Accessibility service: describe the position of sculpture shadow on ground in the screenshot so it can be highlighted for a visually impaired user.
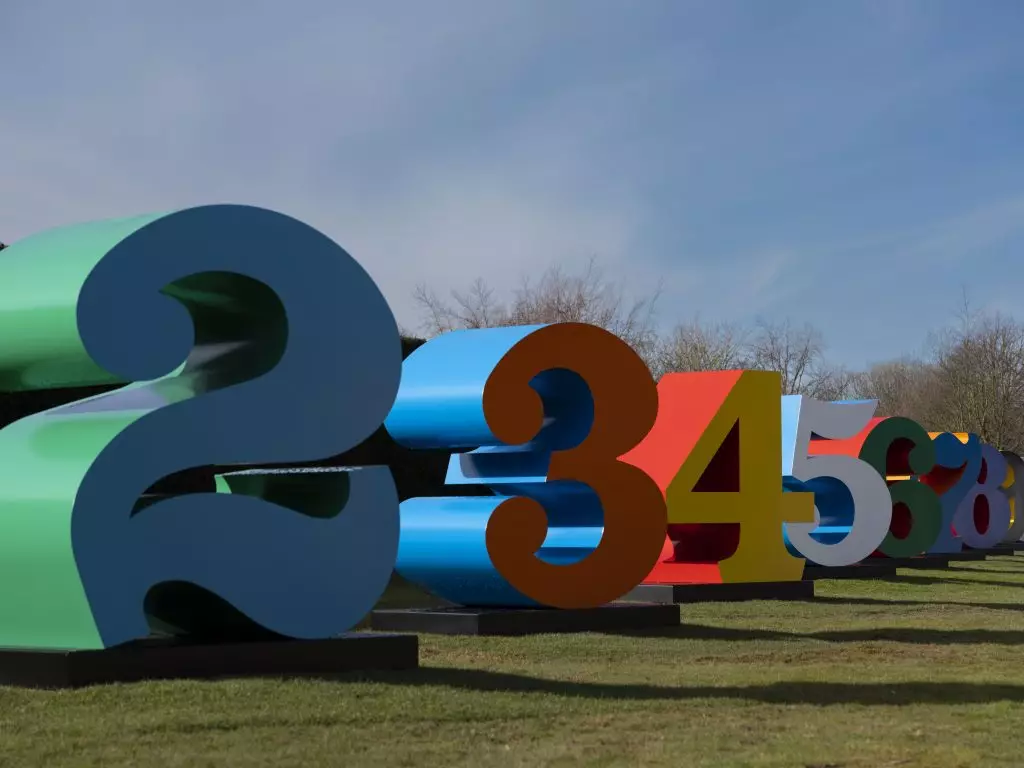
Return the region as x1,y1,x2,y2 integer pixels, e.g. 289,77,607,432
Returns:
325,667,1024,706
946,565,1024,577
601,621,1024,645
807,594,1024,615
874,574,1024,589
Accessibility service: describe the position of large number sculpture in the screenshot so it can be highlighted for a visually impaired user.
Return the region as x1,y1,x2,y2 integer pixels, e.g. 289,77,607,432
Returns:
807,416,944,558
953,443,1010,550
384,323,667,608
0,205,402,651
1000,452,1024,543
0,202,1021,678
781,397,892,566
919,432,983,553
620,370,815,585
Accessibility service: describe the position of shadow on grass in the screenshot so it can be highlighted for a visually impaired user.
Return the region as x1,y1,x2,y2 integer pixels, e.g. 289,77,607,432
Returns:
603,622,1024,645
348,666,1024,706
948,565,1024,577
811,595,1024,614
877,574,1024,589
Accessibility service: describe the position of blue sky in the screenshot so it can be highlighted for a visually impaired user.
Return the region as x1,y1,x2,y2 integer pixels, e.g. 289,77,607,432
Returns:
3,0,1023,369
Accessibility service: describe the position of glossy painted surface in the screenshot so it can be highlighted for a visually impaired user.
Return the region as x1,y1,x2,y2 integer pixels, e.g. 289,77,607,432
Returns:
622,370,814,584
807,415,943,558
920,432,982,554
954,444,1011,549
387,323,666,608
1000,451,1024,543
1,202,1022,645
781,397,891,566
0,205,401,649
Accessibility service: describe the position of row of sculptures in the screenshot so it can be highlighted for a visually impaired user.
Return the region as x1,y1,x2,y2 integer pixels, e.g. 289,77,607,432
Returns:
0,204,1013,651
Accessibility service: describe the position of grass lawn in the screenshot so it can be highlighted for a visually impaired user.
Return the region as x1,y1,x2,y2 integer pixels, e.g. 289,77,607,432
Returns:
3,558,1024,767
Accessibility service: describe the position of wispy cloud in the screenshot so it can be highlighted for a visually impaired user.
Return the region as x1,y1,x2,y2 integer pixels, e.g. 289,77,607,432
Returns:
2,0,1023,363
890,197,1024,269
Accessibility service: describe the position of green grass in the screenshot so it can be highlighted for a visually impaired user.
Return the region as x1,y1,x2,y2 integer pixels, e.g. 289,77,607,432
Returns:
4,559,1024,767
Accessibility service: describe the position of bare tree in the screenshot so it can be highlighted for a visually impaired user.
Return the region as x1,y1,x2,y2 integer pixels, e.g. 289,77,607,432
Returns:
746,319,838,396
414,257,662,366
653,318,748,378
416,266,1024,447
413,277,504,334
850,357,938,422
928,312,1024,451
806,363,857,401
655,315,853,398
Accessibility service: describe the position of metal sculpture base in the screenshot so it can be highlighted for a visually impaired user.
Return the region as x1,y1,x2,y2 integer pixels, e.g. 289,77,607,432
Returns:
978,545,1024,557
370,603,680,636
803,562,898,580
945,550,990,562
623,581,814,604
990,542,1024,554
0,633,419,689
878,555,951,569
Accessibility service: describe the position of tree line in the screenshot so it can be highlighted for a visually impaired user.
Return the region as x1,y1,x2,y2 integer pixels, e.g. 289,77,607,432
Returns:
414,260,1024,453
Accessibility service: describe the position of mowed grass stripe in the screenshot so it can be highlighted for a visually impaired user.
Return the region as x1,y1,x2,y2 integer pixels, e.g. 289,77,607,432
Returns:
1,557,1023,767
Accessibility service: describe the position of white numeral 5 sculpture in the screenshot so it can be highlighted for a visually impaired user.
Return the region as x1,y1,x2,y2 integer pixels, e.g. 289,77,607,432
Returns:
781,397,892,567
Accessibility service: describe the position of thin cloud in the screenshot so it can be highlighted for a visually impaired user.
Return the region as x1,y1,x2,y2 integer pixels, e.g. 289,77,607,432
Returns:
2,1,1023,365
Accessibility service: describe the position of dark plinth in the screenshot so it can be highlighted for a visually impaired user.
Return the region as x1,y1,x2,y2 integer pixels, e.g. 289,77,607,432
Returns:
983,546,1016,557
990,542,1024,554
946,550,990,562
804,562,898,580
881,555,951,569
0,633,419,689
370,603,680,636
622,581,814,604
979,544,1024,556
